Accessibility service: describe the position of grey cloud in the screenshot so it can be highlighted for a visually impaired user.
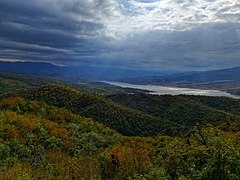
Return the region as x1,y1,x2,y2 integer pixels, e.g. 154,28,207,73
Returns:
0,0,107,64
0,0,240,72
59,0,117,19
98,23,240,70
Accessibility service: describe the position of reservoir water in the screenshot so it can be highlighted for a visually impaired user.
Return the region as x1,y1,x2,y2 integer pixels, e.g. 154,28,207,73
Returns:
104,81,240,99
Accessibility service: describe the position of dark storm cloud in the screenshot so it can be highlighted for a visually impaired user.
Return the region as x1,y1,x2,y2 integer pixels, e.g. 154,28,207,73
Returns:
0,0,240,71
99,23,240,70
0,0,107,64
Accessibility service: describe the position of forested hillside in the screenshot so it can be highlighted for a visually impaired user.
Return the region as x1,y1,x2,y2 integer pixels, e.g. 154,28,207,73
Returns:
0,72,148,95
1,73,240,179
0,96,240,179
4,85,240,136
2,85,173,136
107,94,238,126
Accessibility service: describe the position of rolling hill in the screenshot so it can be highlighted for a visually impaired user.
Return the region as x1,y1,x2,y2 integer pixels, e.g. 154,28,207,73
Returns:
2,85,174,136
107,94,238,126
0,77,240,179
1,92,240,179
0,71,148,95
3,84,240,137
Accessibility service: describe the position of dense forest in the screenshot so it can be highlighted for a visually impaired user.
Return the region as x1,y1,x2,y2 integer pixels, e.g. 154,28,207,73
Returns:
107,94,238,126
3,85,173,136
0,72,240,179
0,72,148,95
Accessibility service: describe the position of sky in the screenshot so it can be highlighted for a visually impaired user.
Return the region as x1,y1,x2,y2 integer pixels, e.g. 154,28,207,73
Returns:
0,0,240,71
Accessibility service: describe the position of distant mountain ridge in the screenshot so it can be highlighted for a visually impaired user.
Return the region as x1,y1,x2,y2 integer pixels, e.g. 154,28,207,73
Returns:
0,71,149,95
0,61,176,81
2,61,240,92
118,66,240,90
0,61,59,72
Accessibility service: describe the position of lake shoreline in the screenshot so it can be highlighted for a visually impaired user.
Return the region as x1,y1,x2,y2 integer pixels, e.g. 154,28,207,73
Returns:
104,81,240,99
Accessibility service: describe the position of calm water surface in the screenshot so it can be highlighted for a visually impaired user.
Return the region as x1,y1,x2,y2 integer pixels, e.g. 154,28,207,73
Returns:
104,81,240,99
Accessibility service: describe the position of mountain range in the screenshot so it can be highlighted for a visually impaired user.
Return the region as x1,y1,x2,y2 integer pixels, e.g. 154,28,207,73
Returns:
1,61,240,92
118,66,240,91
0,61,174,81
